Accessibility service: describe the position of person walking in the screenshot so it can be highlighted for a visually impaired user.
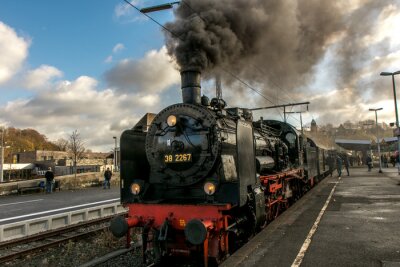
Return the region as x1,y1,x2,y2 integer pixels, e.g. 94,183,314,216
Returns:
45,167,54,193
104,167,112,189
336,155,343,178
344,155,350,176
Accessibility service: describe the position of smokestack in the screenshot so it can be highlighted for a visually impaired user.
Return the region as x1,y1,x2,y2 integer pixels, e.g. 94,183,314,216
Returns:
181,69,201,105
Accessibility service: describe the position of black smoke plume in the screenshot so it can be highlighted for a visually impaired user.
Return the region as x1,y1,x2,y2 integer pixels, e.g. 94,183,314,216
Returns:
164,0,396,94
164,0,344,89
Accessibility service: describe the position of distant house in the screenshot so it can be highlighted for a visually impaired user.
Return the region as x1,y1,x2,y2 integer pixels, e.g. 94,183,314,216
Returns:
14,150,111,165
12,150,115,176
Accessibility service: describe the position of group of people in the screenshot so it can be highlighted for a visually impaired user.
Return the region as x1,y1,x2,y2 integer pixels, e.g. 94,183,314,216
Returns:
43,166,113,193
327,154,350,178
339,153,398,173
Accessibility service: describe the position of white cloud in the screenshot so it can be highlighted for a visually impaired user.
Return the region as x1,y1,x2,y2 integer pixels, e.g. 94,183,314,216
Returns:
105,46,180,94
0,74,163,151
0,21,30,84
112,43,125,53
114,0,146,22
104,55,113,63
362,4,400,47
114,2,133,18
23,65,63,90
104,43,125,63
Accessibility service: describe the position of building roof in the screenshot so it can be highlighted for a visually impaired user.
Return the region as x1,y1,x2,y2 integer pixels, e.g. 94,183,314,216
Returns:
335,139,371,145
379,137,398,143
2,163,35,170
335,139,371,150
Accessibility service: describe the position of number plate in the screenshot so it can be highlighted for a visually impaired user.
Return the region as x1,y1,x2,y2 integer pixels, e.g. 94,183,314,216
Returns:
164,153,192,163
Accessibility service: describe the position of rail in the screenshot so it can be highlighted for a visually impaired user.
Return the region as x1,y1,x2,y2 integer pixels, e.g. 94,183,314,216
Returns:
0,216,117,264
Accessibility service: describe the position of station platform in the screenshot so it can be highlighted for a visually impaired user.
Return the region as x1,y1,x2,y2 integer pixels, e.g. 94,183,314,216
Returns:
221,167,400,267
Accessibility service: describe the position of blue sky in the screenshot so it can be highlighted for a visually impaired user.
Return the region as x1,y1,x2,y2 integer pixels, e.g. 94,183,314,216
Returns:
0,0,400,151
0,0,172,96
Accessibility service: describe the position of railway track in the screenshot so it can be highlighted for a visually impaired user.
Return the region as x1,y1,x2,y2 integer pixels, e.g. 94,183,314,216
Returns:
0,216,117,264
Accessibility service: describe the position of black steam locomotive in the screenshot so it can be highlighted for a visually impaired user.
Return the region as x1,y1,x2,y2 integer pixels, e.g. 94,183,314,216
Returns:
111,69,334,266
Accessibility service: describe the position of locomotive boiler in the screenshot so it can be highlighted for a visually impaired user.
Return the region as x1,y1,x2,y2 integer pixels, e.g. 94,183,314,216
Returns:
110,69,330,266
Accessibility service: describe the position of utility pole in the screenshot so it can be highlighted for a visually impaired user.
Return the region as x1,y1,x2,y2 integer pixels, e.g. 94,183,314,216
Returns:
285,111,304,134
380,71,400,174
251,102,310,124
0,128,3,183
113,136,118,172
369,108,383,173
216,74,222,100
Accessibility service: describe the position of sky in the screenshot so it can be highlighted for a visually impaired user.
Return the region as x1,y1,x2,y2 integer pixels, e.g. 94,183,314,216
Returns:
0,0,400,152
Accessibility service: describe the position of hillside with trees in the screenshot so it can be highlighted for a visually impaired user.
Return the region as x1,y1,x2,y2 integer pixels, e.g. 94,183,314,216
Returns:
1,127,65,163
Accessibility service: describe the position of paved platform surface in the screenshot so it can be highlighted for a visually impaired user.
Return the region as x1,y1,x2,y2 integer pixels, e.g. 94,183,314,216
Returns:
0,187,120,225
222,167,400,267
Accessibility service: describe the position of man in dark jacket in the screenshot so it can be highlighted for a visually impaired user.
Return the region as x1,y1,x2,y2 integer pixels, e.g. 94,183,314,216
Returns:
366,155,372,171
45,167,54,193
336,155,343,178
327,154,334,177
104,167,112,189
344,155,350,176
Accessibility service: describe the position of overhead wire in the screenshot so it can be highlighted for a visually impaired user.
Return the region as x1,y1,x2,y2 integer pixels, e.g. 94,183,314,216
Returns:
197,3,310,132
122,0,312,125
251,66,308,126
123,0,276,105
251,65,295,121
122,0,180,39
180,0,300,123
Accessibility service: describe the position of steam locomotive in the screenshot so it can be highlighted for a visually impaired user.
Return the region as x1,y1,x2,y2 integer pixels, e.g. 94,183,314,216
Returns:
110,69,334,266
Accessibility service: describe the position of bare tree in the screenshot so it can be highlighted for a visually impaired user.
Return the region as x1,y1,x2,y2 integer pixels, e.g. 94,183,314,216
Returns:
68,130,85,177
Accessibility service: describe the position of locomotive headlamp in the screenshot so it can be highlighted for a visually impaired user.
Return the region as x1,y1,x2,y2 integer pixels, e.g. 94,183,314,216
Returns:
203,182,216,195
131,183,141,195
167,115,177,127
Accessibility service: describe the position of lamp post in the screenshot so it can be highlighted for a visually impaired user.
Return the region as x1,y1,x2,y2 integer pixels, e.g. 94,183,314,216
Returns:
380,70,400,174
113,136,117,172
369,108,383,173
0,128,4,183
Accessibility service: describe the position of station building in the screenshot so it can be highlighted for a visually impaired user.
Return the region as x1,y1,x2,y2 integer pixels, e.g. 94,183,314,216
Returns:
7,150,116,180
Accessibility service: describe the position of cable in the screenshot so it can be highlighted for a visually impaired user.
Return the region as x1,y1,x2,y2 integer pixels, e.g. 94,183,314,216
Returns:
122,0,283,118
252,65,294,104
222,69,274,105
122,0,181,40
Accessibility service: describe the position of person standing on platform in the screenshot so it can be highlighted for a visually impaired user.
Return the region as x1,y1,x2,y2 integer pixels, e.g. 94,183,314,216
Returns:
45,167,54,193
104,167,112,189
336,155,343,178
344,155,350,176
327,154,334,177
383,154,388,168
366,155,372,171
